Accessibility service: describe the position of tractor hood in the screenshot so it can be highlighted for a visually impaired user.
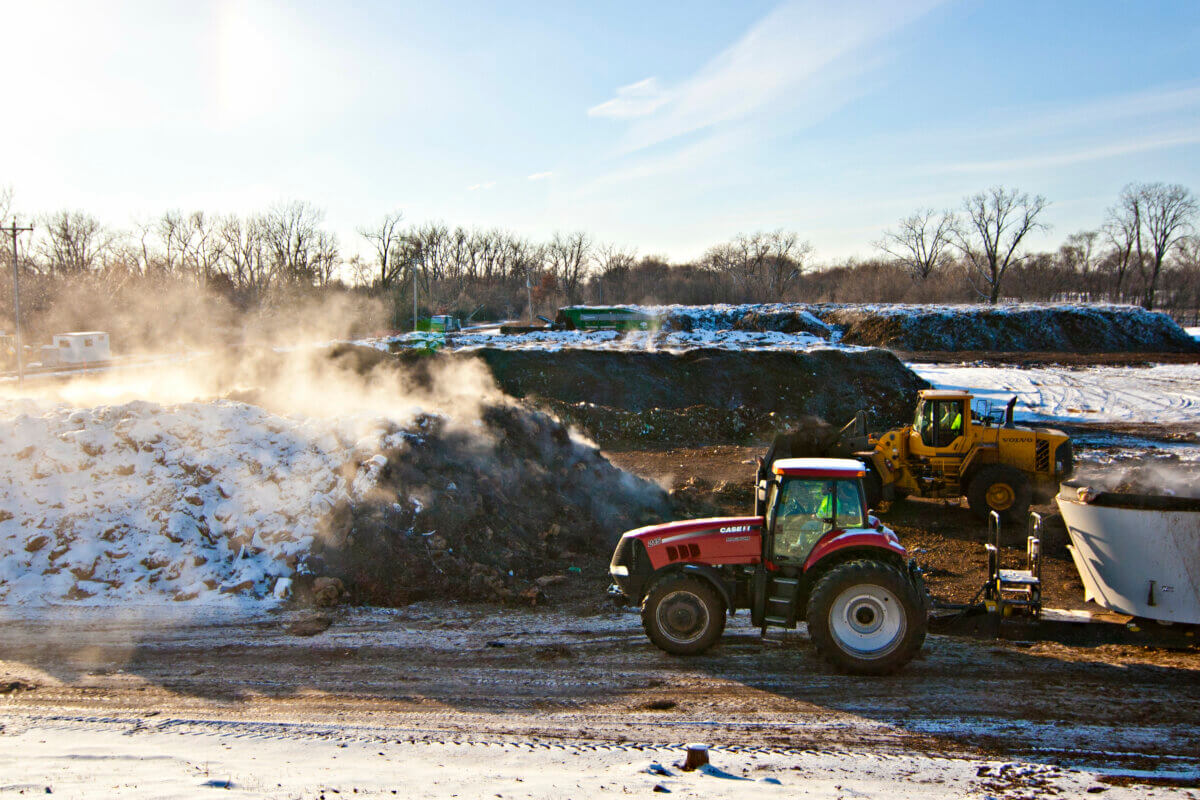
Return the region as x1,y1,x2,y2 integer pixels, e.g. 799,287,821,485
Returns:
621,516,764,569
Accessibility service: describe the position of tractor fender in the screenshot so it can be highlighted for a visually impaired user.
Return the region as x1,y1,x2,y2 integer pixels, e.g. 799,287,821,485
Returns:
803,530,908,574
645,563,734,612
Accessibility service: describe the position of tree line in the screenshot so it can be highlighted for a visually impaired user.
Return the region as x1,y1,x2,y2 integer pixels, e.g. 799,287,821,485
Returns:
1,181,1197,347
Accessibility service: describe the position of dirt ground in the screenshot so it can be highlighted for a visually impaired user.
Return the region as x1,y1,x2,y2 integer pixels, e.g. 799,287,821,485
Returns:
2,437,1198,794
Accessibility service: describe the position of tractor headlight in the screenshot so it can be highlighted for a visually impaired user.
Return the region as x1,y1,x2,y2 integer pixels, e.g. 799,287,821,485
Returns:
610,565,629,577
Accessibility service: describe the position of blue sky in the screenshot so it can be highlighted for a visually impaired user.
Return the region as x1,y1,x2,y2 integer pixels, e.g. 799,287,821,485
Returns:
2,0,1198,262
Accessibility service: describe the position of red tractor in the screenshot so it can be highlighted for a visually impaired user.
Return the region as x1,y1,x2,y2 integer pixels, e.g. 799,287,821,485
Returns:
609,458,929,674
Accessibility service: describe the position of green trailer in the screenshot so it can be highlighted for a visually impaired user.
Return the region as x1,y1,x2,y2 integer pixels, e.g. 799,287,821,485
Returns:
554,306,659,332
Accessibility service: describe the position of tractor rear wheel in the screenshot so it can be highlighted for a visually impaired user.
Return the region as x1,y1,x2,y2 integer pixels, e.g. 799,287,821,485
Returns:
967,464,1032,522
806,560,926,675
641,575,725,656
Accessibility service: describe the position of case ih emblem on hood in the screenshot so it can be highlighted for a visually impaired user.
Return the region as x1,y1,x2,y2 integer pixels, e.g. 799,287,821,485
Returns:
646,537,663,547
719,525,753,534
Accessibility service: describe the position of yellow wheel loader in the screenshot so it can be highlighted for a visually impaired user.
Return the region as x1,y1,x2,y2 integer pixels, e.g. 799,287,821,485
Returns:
850,390,1072,520
765,390,1073,522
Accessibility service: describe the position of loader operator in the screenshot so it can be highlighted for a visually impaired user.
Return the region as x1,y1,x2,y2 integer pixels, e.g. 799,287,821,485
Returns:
940,403,963,436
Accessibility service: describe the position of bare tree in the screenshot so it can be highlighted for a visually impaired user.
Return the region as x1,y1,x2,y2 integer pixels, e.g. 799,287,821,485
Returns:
218,214,270,295
595,242,638,302
546,231,593,305
181,211,225,285
876,209,955,281
1060,230,1100,274
263,201,324,284
357,211,405,289
156,210,191,275
953,187,1049,304
38,210,108,274
1101,207,1139,302
1114,182,1197,310
311,230,340,286
703,230,810,301
762,230,812,298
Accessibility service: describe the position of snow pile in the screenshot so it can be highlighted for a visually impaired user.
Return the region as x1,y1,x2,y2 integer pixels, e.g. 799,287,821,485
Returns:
639,303,835,337
374,303,1195,354
819,303,1198,352
0,398,409,606
383,325,844,353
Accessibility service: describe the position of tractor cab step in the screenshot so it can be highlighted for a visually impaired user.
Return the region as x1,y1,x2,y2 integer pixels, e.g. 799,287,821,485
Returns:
759,575,802,635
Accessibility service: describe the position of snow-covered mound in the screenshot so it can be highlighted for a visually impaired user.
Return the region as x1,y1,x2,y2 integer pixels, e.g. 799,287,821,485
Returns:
403,325,845,353
818,303,1198,352
639,303,836,338
0,399,407,606
380,303,1195,354
0,388,671,607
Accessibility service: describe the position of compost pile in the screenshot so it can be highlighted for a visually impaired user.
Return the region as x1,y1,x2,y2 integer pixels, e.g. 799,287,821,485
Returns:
309,404,670,606
1072,461,1200,501
465,347,927,446
817,304,1199,353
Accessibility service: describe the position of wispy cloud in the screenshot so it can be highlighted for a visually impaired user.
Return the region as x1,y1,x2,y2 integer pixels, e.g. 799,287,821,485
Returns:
467,181,496,192
590,0,947,153
527,171,555,181
587,78,670,119
936,131,1200,174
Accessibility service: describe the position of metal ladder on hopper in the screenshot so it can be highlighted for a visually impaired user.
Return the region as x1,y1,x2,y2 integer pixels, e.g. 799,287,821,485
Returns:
984,511,1043,617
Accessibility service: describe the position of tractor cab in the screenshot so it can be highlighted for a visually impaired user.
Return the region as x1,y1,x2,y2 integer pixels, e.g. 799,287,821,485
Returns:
763,458,870,567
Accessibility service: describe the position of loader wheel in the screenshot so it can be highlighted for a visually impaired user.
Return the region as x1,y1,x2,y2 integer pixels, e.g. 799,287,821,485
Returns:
967,465,1031,522
862,466,883,512
806,560,927,675
641,575,725,656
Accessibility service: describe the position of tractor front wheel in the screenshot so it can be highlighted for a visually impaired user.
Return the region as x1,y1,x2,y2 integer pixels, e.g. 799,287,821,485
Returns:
967,464,1032,522
641,575,726,656
806,560,927,675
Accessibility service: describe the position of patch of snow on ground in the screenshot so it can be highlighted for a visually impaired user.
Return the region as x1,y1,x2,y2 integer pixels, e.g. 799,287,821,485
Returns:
1188,326,1200,340
0,398,411,607
0,717,1176,799
911,362,1200,426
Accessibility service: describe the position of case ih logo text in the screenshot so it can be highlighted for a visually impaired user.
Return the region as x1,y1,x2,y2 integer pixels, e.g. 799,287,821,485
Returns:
719,525,752,534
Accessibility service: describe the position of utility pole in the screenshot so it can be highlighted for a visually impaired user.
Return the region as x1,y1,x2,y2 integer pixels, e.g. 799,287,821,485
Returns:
412,267,418,331
5,220,33,385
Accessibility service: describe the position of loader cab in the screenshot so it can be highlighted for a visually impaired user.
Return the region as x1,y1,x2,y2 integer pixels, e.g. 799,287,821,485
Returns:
910,391,971,455
765,459,867,566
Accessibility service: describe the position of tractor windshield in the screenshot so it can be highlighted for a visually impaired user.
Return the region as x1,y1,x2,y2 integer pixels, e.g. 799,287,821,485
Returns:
770,478,865,563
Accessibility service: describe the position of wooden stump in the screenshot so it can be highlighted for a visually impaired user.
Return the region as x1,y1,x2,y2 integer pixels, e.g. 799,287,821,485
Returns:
681,743,709,772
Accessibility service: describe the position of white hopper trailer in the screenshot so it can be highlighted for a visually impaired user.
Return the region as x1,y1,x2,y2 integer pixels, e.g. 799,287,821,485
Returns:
1057,481,1200,624
40,332,112,369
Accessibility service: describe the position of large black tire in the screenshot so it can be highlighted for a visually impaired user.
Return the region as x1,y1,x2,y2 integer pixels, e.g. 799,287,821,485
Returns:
967,464,1032,522
806,560,927,675
862,465,883,512
641,575,726,656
